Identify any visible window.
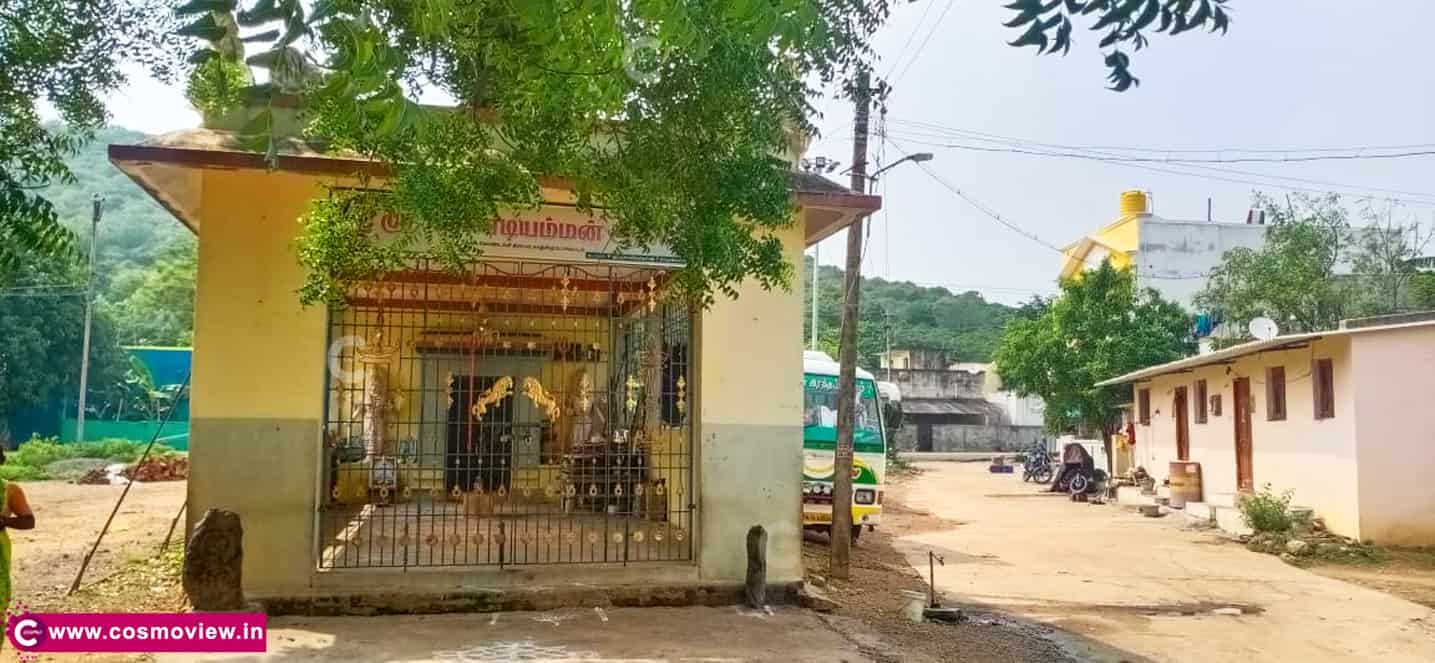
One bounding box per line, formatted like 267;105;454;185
1138;388;1151;425
1266;366;1287;421
1194;380;1208;423
1313;358;1335;419
1210;394;1222;417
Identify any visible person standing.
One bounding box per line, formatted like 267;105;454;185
0;447;37;616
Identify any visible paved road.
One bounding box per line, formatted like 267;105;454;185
894;462;1435;663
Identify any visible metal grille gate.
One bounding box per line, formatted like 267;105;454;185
319;259;694;568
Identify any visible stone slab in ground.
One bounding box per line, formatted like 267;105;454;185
159;606;873;662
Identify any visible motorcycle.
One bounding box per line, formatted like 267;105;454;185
1021;441;1054;484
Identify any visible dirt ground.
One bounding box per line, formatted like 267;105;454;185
13;468;1435;662
1311;547;1435;609
899;461;1435;662
801;476;1080;663
10;480;187;612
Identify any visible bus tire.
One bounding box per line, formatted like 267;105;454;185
851;525;863;543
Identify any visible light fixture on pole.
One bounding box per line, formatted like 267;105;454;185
868;152;933;181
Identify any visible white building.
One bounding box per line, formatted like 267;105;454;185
1059;191;1267;309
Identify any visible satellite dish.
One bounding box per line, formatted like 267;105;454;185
1249;317;1280;341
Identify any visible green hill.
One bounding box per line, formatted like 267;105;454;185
45;126;194;275
802;257;1017;367
40;126;196;346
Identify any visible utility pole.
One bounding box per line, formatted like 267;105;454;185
810;244;820;350
75;195;101;442
885;308;892;383
831;69;870;579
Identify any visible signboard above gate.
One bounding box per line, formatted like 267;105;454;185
372;205;684;267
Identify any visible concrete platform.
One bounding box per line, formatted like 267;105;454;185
1183;501;1216;526
1215;504;1255;537
1116;485;1156;507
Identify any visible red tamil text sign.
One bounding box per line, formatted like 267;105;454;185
372;205;683;266
7;612;267;653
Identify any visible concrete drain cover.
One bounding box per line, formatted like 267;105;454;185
435;640;599;661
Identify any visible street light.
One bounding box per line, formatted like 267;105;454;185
869;152;934;180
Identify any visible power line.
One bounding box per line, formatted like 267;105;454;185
879;127;1435;206
907;140;1435;164
881;120;1435;203
887;138;1227;280
890;0;957;87
882;0;939;82
890;137;1435;282
885;118;1435;157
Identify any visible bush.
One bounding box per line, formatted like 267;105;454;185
69;439;173;463
1240;484;1294;533
9;437;80;469
0;465;47;482
5;436;175;480
1412;272;1435;310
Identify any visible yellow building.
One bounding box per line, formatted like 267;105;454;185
1059;190;1266;309
110;118;878;604
1058;190;1149;280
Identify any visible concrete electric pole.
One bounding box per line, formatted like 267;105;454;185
830;69;870;579
75;195;102;442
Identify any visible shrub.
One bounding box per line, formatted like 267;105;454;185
5;436;175;480
9;437;80;469
0;465;47;482
1240;484;1294;533
69;439;173;463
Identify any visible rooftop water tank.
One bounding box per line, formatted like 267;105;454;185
1120;190;1150;217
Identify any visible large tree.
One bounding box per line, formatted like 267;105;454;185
1195;193;1354;335
994;260;1193;434
0;0;175;273
102;242;198;346
0;258;128;442
1349;201;1433;315
1195;193;1432;335
168;0;1235;307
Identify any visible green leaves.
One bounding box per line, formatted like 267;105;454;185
275;0;890;308
1194;193;1354;335
2;0;180;269
175;12;228;41
995;260;1193;433
175;0;238;16
1003;0;1233;91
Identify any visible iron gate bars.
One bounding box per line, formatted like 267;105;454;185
319;259;694;569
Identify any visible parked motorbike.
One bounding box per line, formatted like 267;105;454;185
1021;441;1054;484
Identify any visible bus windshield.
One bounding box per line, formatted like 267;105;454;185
802;374;883;452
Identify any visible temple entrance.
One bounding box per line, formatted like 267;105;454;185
318;259;694;568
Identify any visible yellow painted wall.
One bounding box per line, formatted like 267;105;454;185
188;168;334;595
697;220;805;583
1095;215;1141;256
1135;337;1362;538
185;164;811;594
1061;215;1140;278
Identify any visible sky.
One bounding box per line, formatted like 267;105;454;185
101;2;1435;305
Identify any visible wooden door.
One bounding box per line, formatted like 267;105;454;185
1174;387;1190;460
1233;377;1254;492
917;423;934;452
